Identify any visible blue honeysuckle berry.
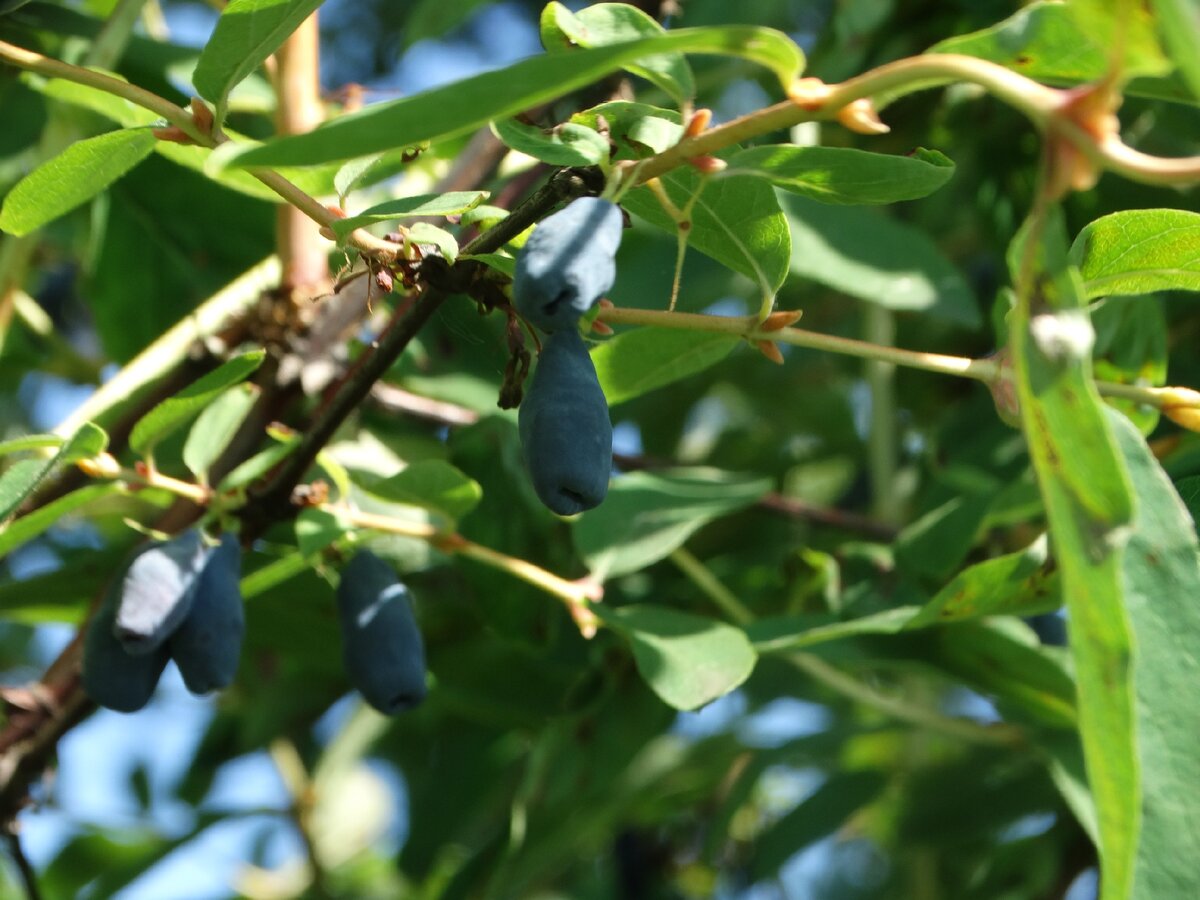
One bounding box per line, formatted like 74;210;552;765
83;587;170;713
518;327;612;515
114;529;209;655
336;550;428;715
513;196;623;333
170;533;245;694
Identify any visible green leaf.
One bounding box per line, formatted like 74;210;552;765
1071;209;1200;299
182;383;259;482
749;770;887;878
724;146;955;205
192;0;326;110
622;168;791;300
573;469;771;578
491;118;609;167
1040;731;1100;843
129;351;265;456
360;460;483;523
748;606;920;653
1091;296;1168;433
1009;206;1137;900
0;127;155;237
459;205;509;228
296;507;351;557
591;329;740;406
783;196;980;327
217;436;298;491
0;435;64;457
542;1;696;104
596;603;757;710
465;252;515;278
0;484;120;557
404;0;493;47
33;76;336;201
218;26;803;168
1177;476;1200;523
930;1;1172;89
906;535;1060;628
894;491;997;582
1109;409;1200;898
0;548;127;624
333;154;385;201
1153;0;1200;98
571;101;683;158
331;191;489;239
407;222;460;264
0;423;108;521
0;459;53;524
59;422;108;462
936;619;1077;729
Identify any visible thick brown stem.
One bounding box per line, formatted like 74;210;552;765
273;13;330;295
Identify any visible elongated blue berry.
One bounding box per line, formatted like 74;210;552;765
336;551;427;714
114;529;208;655
169;534;245;694
83;588;170;713
518;328;612;515
514;197;623;333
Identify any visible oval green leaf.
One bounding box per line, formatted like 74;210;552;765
491;117;609;167
622;168;791;300
592;328;740;406
573;468;771;578
542;1;695;103
597;603;757;710
360;460;483;523
1071;209;1200;299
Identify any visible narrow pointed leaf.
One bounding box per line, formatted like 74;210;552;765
1009;206;1137;900
0;484;120;557
0;423;108;522
725;146;955;205
130;351;266;456
183;383;259;481
331;191;489;239
193;0;326;109
0;128;155;236
906;535;1061;627
1153;0;1200;98
219;27;803;168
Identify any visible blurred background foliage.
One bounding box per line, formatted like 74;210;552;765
0;0;1196;898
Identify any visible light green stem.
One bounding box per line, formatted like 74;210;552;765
864;305;900;523
789;652;1024;747
670;547;755;625
597;305;1200;416
629;53;1200;189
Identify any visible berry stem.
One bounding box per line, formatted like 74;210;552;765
595;305;1200;422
